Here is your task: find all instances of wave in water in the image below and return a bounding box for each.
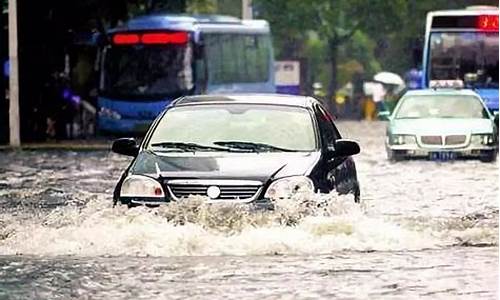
[0,193,496,257]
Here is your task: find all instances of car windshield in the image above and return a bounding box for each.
[147,104,317,152]
[395,95,489,119]
[429,32,499,88]
[101,45,194,99]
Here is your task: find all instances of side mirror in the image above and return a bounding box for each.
[377,111,391,121]
[327,139,361,158]
[112,138,139,157]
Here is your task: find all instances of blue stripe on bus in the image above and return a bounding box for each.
[98,116,154,134]
[97,97,172,133]
[98,97,171,119]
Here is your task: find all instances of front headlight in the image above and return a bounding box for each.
[471,134,495,145]
[264,176,314,200]
[120,175,165,198]
[391,134,416,145]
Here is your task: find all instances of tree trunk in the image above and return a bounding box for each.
[326,38,338,115]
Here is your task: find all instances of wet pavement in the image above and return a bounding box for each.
[0,121,498,299]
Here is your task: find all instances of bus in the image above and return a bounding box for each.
[422,6,499,111]
[98,14,275,133]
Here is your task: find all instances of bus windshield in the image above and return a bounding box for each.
[429,32,499,88]
[101,45,194,99]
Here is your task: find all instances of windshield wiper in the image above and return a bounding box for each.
[213,141,296,152]
[150,142,233,152]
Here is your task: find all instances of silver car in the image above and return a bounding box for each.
[385,89,498,162]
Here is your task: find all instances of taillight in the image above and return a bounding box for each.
[112,32,189,45]
[142,32,189,44]
[112,34,140,45]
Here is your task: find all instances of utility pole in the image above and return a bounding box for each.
[8,0,20,147]
[242,0,252,19]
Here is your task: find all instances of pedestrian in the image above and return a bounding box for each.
[372,81,387,116]
[334,94,346,118]
[42,73,61,140]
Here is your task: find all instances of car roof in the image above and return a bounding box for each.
[403,89,482,98]
[172,94,318,108]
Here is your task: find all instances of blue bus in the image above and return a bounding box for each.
[422,6,499,111]
[98,14,275,133]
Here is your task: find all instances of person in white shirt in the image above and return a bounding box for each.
[372,81,387,113]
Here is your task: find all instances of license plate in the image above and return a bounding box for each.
[429,152,457,161]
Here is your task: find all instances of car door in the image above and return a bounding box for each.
[314,104,359,199]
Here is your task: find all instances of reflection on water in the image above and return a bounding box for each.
[0,121,497,299]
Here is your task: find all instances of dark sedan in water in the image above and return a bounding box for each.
[111,94,361,207]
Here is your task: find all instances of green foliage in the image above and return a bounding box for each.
[215,0,242,17]
[253,0,317,58]
[255,0,405,42]
[149,0,186,13]
[311,0,405,41]
[342,31,381,76]
[305,30,382,91]
[303,33,328,90]
[187,0,217,14]
[254,0,406,98]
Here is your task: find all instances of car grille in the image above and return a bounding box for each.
[445,135,466,145]
[420,136,442,145]
[167,180,262,201]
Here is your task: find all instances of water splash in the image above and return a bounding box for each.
[1,191,494,257]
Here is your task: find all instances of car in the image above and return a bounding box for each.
[385,89,499,162]
[111,94,361,208]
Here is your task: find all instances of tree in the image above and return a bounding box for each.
[148,0,187,13]
[253,1,315,59]
[255,0,405,113]
[215,0,242,17]
[312,0,405,113]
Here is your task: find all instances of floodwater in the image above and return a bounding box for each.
[0,121,497,299]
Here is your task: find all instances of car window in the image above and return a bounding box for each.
[395,95,489,119]
[147,104,317,151]
[315,105,340,149]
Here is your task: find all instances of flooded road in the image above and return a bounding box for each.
[0,121,497,299]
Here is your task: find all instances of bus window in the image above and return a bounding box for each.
[204,33,271,84]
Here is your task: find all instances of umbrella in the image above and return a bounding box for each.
[374,72,404,86]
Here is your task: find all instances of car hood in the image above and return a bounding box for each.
[391,118,494,135]
[130,150,321,182]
